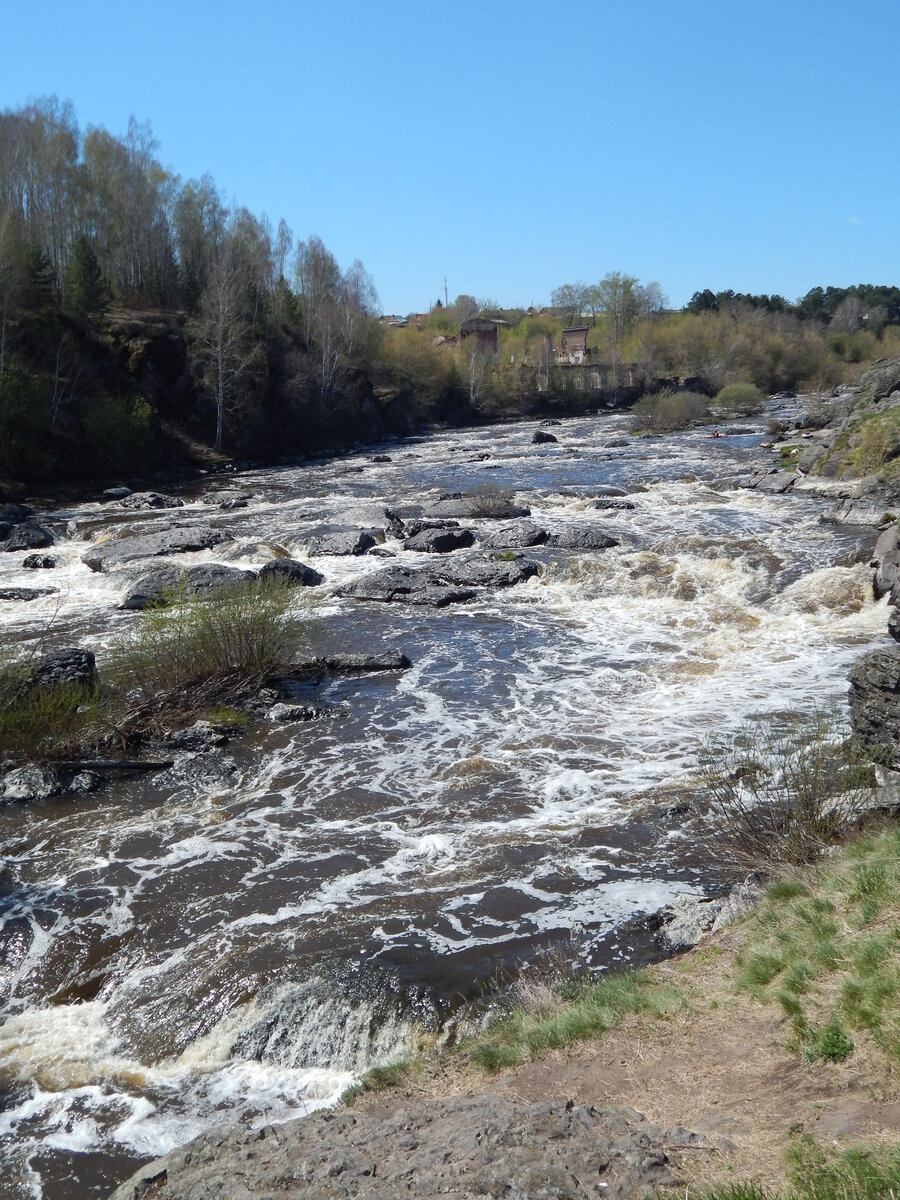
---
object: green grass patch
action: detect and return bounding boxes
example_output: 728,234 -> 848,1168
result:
699,1134 -> 900,1199
817,403 -> 900,479
463,968 -> 685,1073
339,1059 -> 415,1105
734,825 -> 900,1063
0,658 -> 107,759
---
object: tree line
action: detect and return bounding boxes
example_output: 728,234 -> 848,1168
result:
2,96 -> 899,488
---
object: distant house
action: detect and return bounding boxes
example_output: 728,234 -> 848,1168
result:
459,318 -> 499,355
556,326 -> 589,365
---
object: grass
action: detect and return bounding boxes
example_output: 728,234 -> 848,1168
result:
338,1060 -> 415,1106
734,824 -> 900,1065
462,968 -> 685,1072
698,1135 -> 900,1199
817,402 -> 900,479
108,575 -> 309,730
0,654 -> 108,759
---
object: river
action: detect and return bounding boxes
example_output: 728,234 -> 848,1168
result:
0,409 -> 888,1199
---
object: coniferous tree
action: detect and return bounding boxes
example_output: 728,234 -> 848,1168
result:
65,235 -> 106,328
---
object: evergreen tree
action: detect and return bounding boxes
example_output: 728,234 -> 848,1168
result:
65,235 -> 107,327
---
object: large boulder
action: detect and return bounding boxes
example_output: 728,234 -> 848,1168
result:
119,491 -> 184,510
82,526 -> 232,572
403,527 -> 476,553
108,1095 -> 690,1200
546,526 -> 620,551
3,522 -> 55,551
258,559 -> 324,587
849,646 -> 900,767
335,504 -> 404,537
872,524 -> 900,599
306,527 -> 377,557
121,564 -> 257,610
532,429 -> 558,444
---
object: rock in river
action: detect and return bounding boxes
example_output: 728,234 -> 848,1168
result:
0,764 -> 62,803
119,491 -> 184,510
122,564 -> 258,610
3,522 -> 56,551
258,558 -> 324,587
22,553 -> 60,569
547,526 -> 620,551
306,527 -> 377,557
342,554 -> 540,606
532,428 -> 558,444
82,526 -> 232,572
479,520 -> 547,549
403,526 -> 475,553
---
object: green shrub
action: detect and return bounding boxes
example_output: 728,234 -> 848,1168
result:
0,652 -> 106,759
108,576 -> 309,714
630,388 -> 710,433
715,382 -> 765,414
82,394 -> 153,473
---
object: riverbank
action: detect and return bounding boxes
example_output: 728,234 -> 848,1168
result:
110,822 -> 900,1198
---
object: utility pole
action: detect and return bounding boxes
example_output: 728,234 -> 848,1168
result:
444,275 -> 448,308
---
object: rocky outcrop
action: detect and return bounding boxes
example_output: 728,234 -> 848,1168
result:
402,527 -> 475,553
858,354 -> 900,403
258,559 -> 324,587
655,875 -> 765,951
872,524 -> 900,599
0,764 -> 62,803
547,527 -> 620,551
119,492 -> 184,510
739,469 -> 796,495
108,1096 -> 690,1200
82,527 -> 232,572
849,646 -> 900,768
121,564 -> 257,610
3,522 -> 56,551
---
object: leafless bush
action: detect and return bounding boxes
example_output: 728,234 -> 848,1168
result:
696,708 -> 876,872
468,482 -> 515,516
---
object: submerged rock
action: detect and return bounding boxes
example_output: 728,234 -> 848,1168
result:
109,1095 -> 689,1200
0,587 -> 58,601
424,496 -> 531,520
341,555 -> 540,606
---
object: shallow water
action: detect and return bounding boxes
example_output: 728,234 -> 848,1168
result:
0,411 -> 889,1198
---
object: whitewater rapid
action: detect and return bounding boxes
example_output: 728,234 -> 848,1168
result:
0,409 -> 889,1198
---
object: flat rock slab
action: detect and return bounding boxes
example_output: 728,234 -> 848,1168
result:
0,587 -> 58,601
849,646 -> 900,768
341,556 -> 540,606
108,1096 -> 686,1200
82,527 -> 232,572
425,497 -> 531,520
121,564 -> 258,610
738,470 -> 796,495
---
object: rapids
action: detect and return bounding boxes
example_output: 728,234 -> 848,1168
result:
0,410 -> 889,1199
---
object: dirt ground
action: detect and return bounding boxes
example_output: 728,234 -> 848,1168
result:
356,925 -> 900,1193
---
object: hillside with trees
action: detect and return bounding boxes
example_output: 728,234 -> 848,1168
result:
3,97 -> 900,489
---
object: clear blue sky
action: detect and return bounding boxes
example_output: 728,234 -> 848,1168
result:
2,0 -> 898,314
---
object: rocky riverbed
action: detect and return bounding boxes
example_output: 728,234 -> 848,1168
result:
0,397 -> 897,1200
